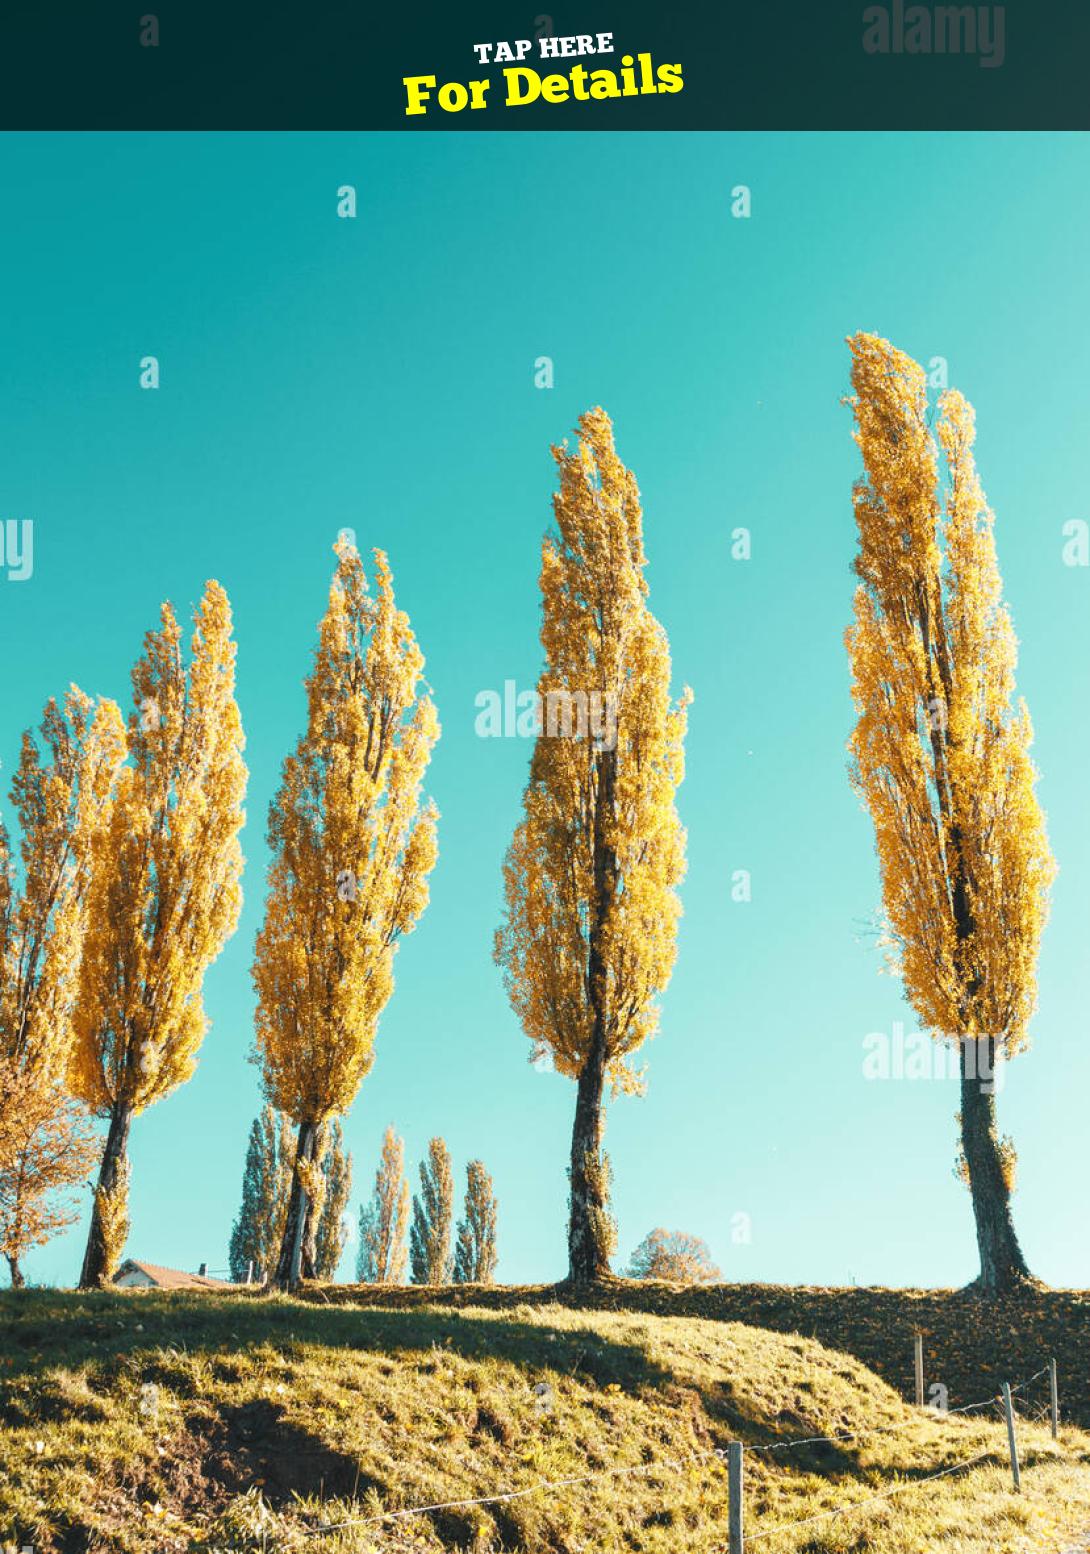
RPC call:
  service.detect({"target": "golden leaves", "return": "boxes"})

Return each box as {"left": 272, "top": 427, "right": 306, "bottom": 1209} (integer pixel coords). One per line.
{"left": 0, "top": 1064, "right": 99, "bottom": 1274}
{"left": 68, "top": 582, "right": 248, "bottom": 1117}
{"left": 845, "top": 333, "right": 1054, "bottom": 1051}
{"left": 0, "top": 691, "right": 116, "bottom": 1095}
{"left": 496, "top": 408, "right": 689, "bottom": 1090}
{"left": 358, "top": 1123, "right": 411, "bottom": 1284}
{"left": 253, "top": 544, "right": 440, "bottom": 1125}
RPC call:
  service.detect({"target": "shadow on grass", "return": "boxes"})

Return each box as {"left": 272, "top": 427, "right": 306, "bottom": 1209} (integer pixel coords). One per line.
{"left": 292, "top": 1276, "right": 1090, "bottom": 1428}
{"left": 0, "top": 1287, "right": 870, "bottom": 1478}
{"left": 4, "top": 1286, "right": 1064, "bottom": 1552}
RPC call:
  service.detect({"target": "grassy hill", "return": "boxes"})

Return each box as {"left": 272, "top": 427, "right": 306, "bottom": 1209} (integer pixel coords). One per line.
{"left": 1, "top": 1284, "right": 1088, "bottom": 1553}
{"left": 302, "top": 1278, "right": 1090, "bottom": 1431}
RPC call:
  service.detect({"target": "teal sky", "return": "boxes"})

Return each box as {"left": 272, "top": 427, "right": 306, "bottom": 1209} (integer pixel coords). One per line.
{"left": 2, "top": 131, "right": 1088, "bottom": 1290}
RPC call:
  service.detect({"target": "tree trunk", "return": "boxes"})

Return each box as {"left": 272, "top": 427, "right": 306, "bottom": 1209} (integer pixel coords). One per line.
{"left": 80, "top": 1103, "right": 133, "bottom": 1289}
{"left": 920, "top": 603, "right": 1036, "bottom": 1296}
{"left": 566, "top": 742, "right": 618, "bottom": 1287}
{"left": 960, "top": 1037, "right": 1030, "bottom": 1295}
{"left": 567, "top": 1038, "right": 611, "bottom": 1284}
{"left": 274, "top": 1119, "right": 319, "bottom": 1288}
{"left": 6, "top": 1254, "right": 24, "bottom": 1289}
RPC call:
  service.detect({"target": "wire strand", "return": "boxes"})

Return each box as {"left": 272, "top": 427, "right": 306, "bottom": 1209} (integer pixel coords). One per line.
{"left": 742, "top": 1449, "right": 996, "bottom": 1544}
{"left": 309, "top": 1449, "right": 724, "bottom": 1535}
{"left": 301, "top": 1360, "right": 1056, "bottom": 1540}
{"left": 746, "top": 1365, "right": 1049, "bottom": 1456}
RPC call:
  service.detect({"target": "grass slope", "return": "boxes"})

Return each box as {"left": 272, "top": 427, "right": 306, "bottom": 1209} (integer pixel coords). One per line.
{"left": 303, "top": 1279, "right": 1090, "bottom": 1431}
{"left": 1, "top": 1287, "right": 1088, "bottom": 1553}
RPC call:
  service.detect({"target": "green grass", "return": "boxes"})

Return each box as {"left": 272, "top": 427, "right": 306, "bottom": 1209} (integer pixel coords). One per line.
{"left": 1, "top": 1286, "right": 1088, "bottom": 1552}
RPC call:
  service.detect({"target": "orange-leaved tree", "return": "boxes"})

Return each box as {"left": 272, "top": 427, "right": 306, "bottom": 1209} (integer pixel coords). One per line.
{"left": 253, "top": 541, "right": 439, "bottom": 1286}
{"left": 0, "top": 1077, "right": 100, "bottom": 1287}
{"left": 626, "top": 1228, "right": 721, "bottom": 1284}
{"left": 495, "top": 408, "right": 690, "bottom": 1284}
{"left": 70, "top": 582, "right": 247, "bottom": 1288}
{"left": 0, "top": 692, "right": 123, "bottom": 1285}
{"left": 845, "top": 332, "right": 1054, "bottom": 1294}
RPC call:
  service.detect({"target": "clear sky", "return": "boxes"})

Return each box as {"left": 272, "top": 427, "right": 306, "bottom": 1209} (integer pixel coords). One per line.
{"left": 2, "top": 131, "right": 1088, "bottom": 1291}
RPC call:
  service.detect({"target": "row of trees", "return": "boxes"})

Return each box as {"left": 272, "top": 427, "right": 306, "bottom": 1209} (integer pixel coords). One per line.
{"left": 0, "top": 538, "right": 442, "bottom": 1292}
{"left": 1, "top": 342, "right": 1055, "bottom": 1297}
{"left": 488, "top": 372, "right": 1053, "bottom": 1297}
{"left": 355, "top": 1127, "right": 498, "bottom": 1285}
{"left": 0, "top": 587, "right": 247, "bottom": 1287}
{"left": 498, "top": 363, "right": 1053, "bottom": 1297}
{"left": 244, "top": 413, "right": 691, "bottom": 1293}
{"left": 228, "top": 1106, "right": 351, "bottom": 1284}
{"left": 228, "top": 1112, "right": 499, "bottom": 1286}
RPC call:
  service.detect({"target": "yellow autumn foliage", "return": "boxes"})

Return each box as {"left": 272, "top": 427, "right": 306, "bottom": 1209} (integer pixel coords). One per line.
{"left": 253, "top": 541, "right": 440, "bottom": 1127}
{"left": 1, "top": 691, "right": 124, "bottom": 1100}
{"left": 495, "top": 407, "right": 690, "bottom": 1095}
{"left": 67, "top": 582, "right": 247, "bottom": 1118}
{"left": 0, "top": 691, "right": 125, "bottom": 1279}
{"left": 844, "top": 334, "right": 1054, "bottom": 1055}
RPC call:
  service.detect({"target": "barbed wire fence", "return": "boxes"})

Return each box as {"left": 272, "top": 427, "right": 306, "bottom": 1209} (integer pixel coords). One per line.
{"left": 723, "top": 1361, "right": 1060, "bottom": 1550}
{"left": 300, "top": 1351, "right": 1071, "bottom": 1550}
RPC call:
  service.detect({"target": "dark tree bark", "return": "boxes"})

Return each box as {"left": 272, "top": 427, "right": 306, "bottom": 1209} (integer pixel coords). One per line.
{"left": 274, "top": 1119, "right": 319, "bottom": 1287}
{"left": 566, "top": 744, "right": 620, "bottom": 1286}
{"left": 567, "top": 1036, "right": 611, "bottom": 1283}
{"left": 959, "top": 1037, "right": 1030, "bottom": 1295}
{"left": 916, "top": 588, "right": 1036, "bottom": 1296}
{"left": 6, "top": 1254, "right": 24, "bottom": 1288}
{"left": 948, "top": 828, "right": 1032, "bottom": 1295}
{"left": 79, "top": 1103, "right": 133, "bottom": 1289}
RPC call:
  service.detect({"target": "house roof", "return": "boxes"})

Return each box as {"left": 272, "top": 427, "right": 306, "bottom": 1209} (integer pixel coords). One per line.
{"left": 115, "top": 1259, "right": 234, "bottom": 1291}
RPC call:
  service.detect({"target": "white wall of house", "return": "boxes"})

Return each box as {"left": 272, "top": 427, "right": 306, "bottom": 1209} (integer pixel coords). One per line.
{"left": 114, "top": 1266, "right": 156, "bottom": 1287}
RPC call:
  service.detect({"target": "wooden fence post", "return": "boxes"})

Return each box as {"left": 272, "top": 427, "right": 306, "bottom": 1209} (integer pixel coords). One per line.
{"left": 1049, "top": 1359, "right": 1059, "bottom": 1440}
{"left": 914, "top": 1332, "right": 924, "bottom": 1407}
{"left": 1001, "top": 1382, "right": 1021, "bottom": 1492}
{"left": 728, "top": 1441, "right": 744, "bottom": 1554}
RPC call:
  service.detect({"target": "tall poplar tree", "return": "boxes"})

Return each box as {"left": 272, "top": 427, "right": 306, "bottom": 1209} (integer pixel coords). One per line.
{"left": 452, "top": 1159, "right": 498, "bottom": 1285}
{"left": 495, "top": 408, "right": 690, "bottom": 1284}
{"left": 314, "top": 1120, "right": 352, "bottom": 1280}
{"left": 228, "top": 1105, "right": 294, "bottom": 1283}
{"left": 409, "top": 1135, "right": 453, "bottom": 1284}
{"left": 253, "top": 542, "right": 439, "bottom": 1286}
{"left": 1, "top": 694, "right": 123, "bottom": 1138}
{"left": 356, "top": 1124, "right": 409, "bottom": 1284}
{"left": 845, "top": 332, "right": 1054, "bottom": 1294}
{"left": 70, "top": 583, "right": 248, "bottom": 1288}
{"left": 0, "top": 693, "right": 125, "bottom": 1284}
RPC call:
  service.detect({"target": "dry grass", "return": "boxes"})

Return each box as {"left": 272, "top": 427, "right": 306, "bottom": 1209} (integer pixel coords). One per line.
{"left": 1, "top": 1287, "right": 1088, "bottom": 1552}
{"left": 299, "top": 1276, "right": 1090, "bottom": 1431}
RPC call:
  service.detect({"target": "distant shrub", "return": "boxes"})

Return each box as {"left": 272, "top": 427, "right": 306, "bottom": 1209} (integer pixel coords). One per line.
{"left": 626, "top": 1228, "right": 721, "bottom": 1284}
